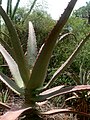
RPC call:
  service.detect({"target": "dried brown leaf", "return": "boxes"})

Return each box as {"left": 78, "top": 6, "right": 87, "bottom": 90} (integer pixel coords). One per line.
{"left": 40, "top": 108, "right": 90, "bottom": 118}
{"left": 0, "top": 107, "right": 32, "bottom": 120}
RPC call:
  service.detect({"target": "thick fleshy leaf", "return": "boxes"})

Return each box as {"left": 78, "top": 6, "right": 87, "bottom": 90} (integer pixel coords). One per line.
{"left": 36, "top": 85, "right": 65, "bottom": 102}
{"left": 27, "top": 0, "right": 78, "bottom": 90}
{"left": 0, "top": 101, "right": 11, "bottom": 109}
{"left": 6, "top": 0, "right": 10, "bottom": 15}
{"left": 22, "top": 0, "right": 37, "bottom": 23}
{"left": 45, "top": 33, "right": 90, "bottom": 88}
{"left": 0, "top": 6, "right": 30, "bottom": 86}
{"left": 36, "top": 101, "right": 48, "bottom": 106}
{"left": 0, "top": 72, "right": 24, "bottom": 95}
{"left": 0, "top": 107, "right": 32, "bottom": 120}
{"left": 37, "top": 85, "right": 90, "bottom": 101}
{"left": 0, "top": 38, "right": 16, "bottom": 61}
{"left": 65, "top": 95, "right": 79, "bottom": 102}
{"left": 11, "top": 0, "right": 20, "bottom": 20}
{"left": 0, "top": 44, "right": 24, "bottom": 88}
{"left": 57, "top": 32, "right": 76, "bottom": 43}
{"left": 9, "top": 0, "right": 12, "bottom": 18}
{"left": 27, "top": 21, "right": 37, "bottom": 69}
{"left": 40, "top": 108, "right": 90, "bottom": 117}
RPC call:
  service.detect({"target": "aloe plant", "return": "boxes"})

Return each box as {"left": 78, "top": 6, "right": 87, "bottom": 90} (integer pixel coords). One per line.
{"left": 5, "top": 0, "right": 37, "bottom": 22}
{"left": 22, "top": 0, "right": 37, "bottom": 24}
{"left": 64, "top": 64, "right": 90, "bottom": 120}
{"left": 1, "top": 0, "right": 90, "bottom": 119}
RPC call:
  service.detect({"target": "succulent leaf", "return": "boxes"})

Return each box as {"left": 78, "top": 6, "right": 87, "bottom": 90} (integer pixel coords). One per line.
{"left": 22, "top": 0, "right": 37, "bottom": 23}
{"left": 38, "top": 85, "right": 90, "bottom": 101}
{"left": 27, "top": 21, "right": 37, "bottom": 69}
{"left": 58, "top": 32, "right": 76, "bottom": 43}
{"left": 0, "top": 37, "right": 16, "bottom": 60}
{"left": 0, "top": 44, "right": 24, "bottom": 88}
{"left": 0, "top": 6, "right": 30, "bottom": 86}
{"left": 45, "top": 33, "right": 90, "bottom": 88}
{"left": 0, "top": 107, "right": 32, "bottom": 120}
{"left": 27, "top": 0, "right": 78, "bottom": 90}
{"left": 11, "top": 0, "right": 20, "bottom": 20}
{"left": 40, "top": 108, "right": 90, "bottom": 117}
{"left": 0, "top": 72, "right": 24, "bottom": 95}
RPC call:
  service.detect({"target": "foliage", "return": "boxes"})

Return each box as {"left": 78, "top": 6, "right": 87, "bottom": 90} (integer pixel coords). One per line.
{"left": 1, "top": 0, "right": 90, "bottom": 120}
{"left": 64, "top": 67, "right": 90, "bottom": 120}
{"left": 0, "top": 0, "right": 38, "bottom": 93}
{"left": 29, "top": 9, "right": 55, "bottom": 48}
{"left": 46, "top": 15, "right": 90, "bottom": 120}
{"left": 0, "top": 89, "right": 9, "bottom": 103}
{"left": 14, "top": 8, "right": 55, "bottom": 51}
{"left": 72, "top": 1, "right": 90, "bottom": 24}
{"left": 73, "top": 1, "right": 90, "bottom": 18}
{"left": 66, "top": 16, "right": 90, "bottom": 75}
{"left": 51, "top": 16, "right": 90, "bottom": 119}
{"left": 49, "top": 16, "right": 90, "bottom": 86}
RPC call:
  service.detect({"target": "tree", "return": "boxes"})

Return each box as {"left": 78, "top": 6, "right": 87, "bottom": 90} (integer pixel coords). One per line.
{"left": 73, "top": 1, "right": 90, "bottom": 23}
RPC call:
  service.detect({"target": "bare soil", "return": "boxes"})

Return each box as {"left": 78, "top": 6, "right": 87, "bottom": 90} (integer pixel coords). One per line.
{"left": 0, "top": 94, "right": 78, "bottom": 120}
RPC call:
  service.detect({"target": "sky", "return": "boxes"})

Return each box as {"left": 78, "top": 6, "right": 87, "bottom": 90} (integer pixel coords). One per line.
{"left": 2, "top": 0, "right": 90, "bottom": 20}
{"left": 47, "top": 0, "right": 90, "bottom": 19}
